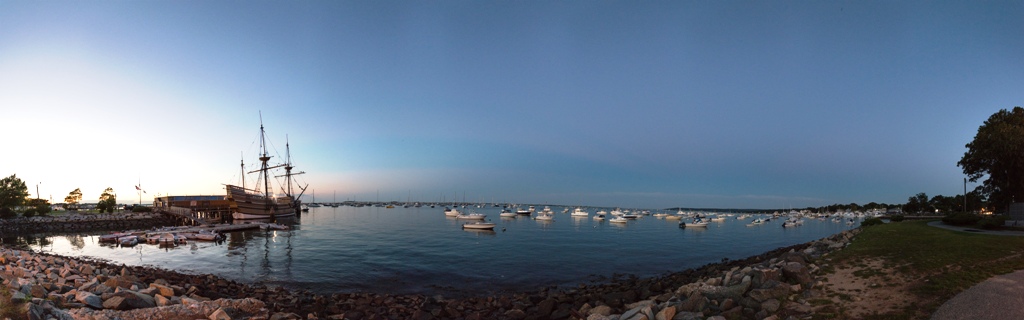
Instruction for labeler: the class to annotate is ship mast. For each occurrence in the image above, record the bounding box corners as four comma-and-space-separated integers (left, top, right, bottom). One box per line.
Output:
259, 114, 272, 213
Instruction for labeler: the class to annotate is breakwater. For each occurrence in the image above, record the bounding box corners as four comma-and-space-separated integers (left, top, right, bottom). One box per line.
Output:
0, 212, 178, 235
1, 211, 861, 319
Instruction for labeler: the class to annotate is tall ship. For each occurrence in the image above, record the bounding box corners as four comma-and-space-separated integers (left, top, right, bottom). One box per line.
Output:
226, 117, 307, 220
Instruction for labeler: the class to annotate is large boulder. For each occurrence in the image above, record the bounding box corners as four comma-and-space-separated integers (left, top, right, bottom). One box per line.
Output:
75, 291, 103, 309
781, 262, 814, 287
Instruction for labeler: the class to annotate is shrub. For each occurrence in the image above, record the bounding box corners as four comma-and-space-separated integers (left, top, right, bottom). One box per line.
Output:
978, 215, 1008, 230
22, 208, 36, 218
861, 217, 884, 227
0, 207, 14, 219
131, 206, 152, 213
942, 212, 982, 226
35, 204, 51, 215
889, 214, 905, 222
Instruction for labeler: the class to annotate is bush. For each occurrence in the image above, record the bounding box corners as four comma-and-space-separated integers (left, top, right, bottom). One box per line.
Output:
942, 212, 982, 226
22, 208, 36, 218
889, 214, 905, 222
131, 206, 152, 213
978, 215, 1008, 230
35, 204, 51, 215
0, 207, 14, 219
861, 217, 884, 227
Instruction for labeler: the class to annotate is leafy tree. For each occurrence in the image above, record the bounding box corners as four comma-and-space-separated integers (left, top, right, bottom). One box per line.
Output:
97, 187, 116, 213
0, 174, 29, 211
25, 198, 51, 216
64, 188, 83, 211
959, 106, 1024, 212
904, 192, 930, 214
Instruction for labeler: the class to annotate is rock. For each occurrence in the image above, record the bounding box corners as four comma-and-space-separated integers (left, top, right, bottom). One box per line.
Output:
210, 307, 239, 320
761, 299, 781, 313
155, 294, 173, 307
589, 305, 612, 316
784, 301, 812, 314
677, 291, 708, 312
747, 281, 790, 302
102, 295, 130, 310
75, 291, 103, 309
270, 312, 303, 320
150, 283, 176, 297
625, 299, 654, 310
504, 308, 526, 319
699, 275, 750, 301
655, 305, 675, 320
671, 311, 703, 320
537, 298, 556, 316
781, 262, 814, 287
10, 289, 27, 303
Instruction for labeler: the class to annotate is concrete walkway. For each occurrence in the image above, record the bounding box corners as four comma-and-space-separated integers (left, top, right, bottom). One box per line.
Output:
929, 220, 1024, 319
932, 269, 1024, 320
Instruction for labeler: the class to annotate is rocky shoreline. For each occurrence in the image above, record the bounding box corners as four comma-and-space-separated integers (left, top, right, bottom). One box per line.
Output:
2, 213, 861, 320
0, 212, 177, 235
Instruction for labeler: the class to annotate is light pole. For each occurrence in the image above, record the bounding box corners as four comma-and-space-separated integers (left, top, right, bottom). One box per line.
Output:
36, 182, 41, 200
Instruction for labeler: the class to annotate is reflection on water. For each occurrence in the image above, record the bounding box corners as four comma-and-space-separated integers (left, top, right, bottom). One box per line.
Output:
20, 206, 859, 296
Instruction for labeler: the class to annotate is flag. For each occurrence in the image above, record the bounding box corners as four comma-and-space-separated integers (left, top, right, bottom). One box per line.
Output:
135, 185, 140, 191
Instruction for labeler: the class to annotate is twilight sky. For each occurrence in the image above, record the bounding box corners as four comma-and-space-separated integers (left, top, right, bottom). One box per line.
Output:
1, 1, 1021, 209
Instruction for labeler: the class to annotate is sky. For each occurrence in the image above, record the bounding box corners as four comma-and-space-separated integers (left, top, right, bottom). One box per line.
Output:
1, 1, 1022, 209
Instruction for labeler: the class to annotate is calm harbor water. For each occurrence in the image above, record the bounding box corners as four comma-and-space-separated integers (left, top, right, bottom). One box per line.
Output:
20, 206, 858, 296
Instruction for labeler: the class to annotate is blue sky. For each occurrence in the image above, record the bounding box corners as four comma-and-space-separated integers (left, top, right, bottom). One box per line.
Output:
1, 1, 1021, 209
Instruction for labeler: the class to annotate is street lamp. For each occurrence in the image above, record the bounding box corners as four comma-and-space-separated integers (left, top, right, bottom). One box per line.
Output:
36, 182, 41, 200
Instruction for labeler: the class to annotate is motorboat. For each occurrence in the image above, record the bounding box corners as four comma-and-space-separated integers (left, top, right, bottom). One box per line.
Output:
444, 207, 461, 217
515, 207, 531, 215
653, 213, 668, 218
571, 207, 589, 217
622, 213, 639, 219
680, 218, 708, 228
118, 235, 139, 247
534, 214, 554, 221
462, 222, 496, 230
593, 214, 606, 221
609, 216, 628, 224
665, 215, 682, 220
499, 209, 516, 218
456, 213, 487, 220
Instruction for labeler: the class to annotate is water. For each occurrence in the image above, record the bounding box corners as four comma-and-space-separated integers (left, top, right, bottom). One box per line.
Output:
18, 206, 858, 296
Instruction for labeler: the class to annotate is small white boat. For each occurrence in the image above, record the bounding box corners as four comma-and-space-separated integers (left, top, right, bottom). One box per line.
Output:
534, 214, 554, 221
462, 222, 496, 230
710, 217, 726, 222
622, 213, 639, 219
680, 218, 708, 228
456, 213, 487, 220
609, 216, 628, 224
571, 207, 589, 217
593, 214, 606, 221
515, 207, 531, 215
444, 207, 461, 217
653, 213, 668, 218
499, 209, 516, 218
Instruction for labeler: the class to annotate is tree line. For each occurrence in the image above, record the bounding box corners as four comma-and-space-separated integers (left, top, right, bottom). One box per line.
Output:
0, 174, 119, 219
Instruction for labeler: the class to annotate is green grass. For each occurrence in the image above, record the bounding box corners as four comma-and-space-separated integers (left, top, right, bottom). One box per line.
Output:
826, 220, 1024, 317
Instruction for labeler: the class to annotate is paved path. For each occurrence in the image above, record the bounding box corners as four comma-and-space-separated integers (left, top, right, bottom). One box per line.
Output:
932, 269, 1024, 320
929, 220, 1024, 319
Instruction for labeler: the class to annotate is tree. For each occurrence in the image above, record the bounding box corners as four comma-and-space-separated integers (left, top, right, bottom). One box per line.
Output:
97, 187, 116, 213
64, 188, 83, 211
0, 174, 29, 211
959, 106, 1024, 212
904, 192, 929, 214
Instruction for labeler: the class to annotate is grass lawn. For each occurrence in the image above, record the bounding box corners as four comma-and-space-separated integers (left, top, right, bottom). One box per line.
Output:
821, 220, 1024, 319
